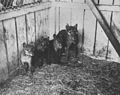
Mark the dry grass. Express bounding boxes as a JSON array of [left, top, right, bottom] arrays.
[[0, 54, 120, 95]]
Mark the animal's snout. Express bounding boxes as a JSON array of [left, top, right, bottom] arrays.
[[25, 50, 33, 56]]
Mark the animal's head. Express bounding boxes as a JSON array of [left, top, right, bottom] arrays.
[[66, 24, 78, 44], [23, 42, 35, 56], [36, 36, 49, 52], [53, 34, 62, 51]]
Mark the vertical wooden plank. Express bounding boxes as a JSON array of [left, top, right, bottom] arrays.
[[25, 15, 28, 44], [114, 0, 120, 5], [94, 11, 111, 59], [93, 0, 99, 55], [26, 13, 35, 43], [94, 0, 112, 59], [36, 10, 43, 39], [83, 10, 96, 55], [55, 7, 60, 34], [54, 7, 57, 34], [49, 7, 55, 39], [107, 0, 120, 62], [3, 18, 18, 72], [16, 16, 26, 57], [93, 0, 99, 4], [107, 10, 119, 62], [60, 7, 71, 30], [34, 12, 37, 42], [44, 9, 49, 37], [81, 9, 85, 53], [0, 21, 8, 81], [41, 10, 46, 37], [71, 7, 84, 50], [14, 18, 19, 67]]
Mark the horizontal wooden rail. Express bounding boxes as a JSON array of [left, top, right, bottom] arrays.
[[0, 1, 120, 21], [98, 5, 120, 12], [0, 2, 51, 21], [86, 0, 120, 57], [52, 2, 120, 12]]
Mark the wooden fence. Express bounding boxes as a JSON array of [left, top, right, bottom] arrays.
[[0, 2, 51, 81], [0, 0, 120, 82], [49, 0, 120, 62]]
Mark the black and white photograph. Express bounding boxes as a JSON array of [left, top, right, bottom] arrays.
[[0, 0, 120, 94]]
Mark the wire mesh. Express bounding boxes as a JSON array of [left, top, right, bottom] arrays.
[[0, 0, 43, 11]]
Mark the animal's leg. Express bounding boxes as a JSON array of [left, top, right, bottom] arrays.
[[75, 46, 78, 57], [24, 62, 29, 73]]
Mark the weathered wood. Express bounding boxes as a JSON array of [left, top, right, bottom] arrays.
[[107, 12, 120, 62], [73, 0, 84, 3], [53, 7, 59, 34], [16, 15, 27, 58], [83, 10, 96, 55], [95, 12, 111, 58], [81, 9, 85, 52], [71, 8, 84, 50], [93, 0, 99, 56], [26, 13, 35, 43], [54, 7, 57, 34], [44, 9, 49, 37], [114, 0, 120, 5], [58, 7, 60, 31], [52, 2, 88, 9], [14, 18, 19, 66], [34, 12, 37, 42], [3, 19, 18, 72], [0, 21, 8, 81], [0, 2, 51, 21], [95, 0, 112, 58], [52, 2, 120, 12], [86, 0, 120, 57], [46, 9, 49, 36], [35, 10, 48, 39], [49, 7, 55, 39], [59, 7, 71, 30], [106, 0, 115, 60], [36, 11, 42, 39], [98, 5, 120, 12], [41, 10, 46, 36], [99, 0, 113, 5]]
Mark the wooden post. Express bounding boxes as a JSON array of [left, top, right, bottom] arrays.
[[86, 0, 120, 57]]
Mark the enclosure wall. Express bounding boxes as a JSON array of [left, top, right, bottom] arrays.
[[0, 2, 50, 82], [49, 0, 120, 62]]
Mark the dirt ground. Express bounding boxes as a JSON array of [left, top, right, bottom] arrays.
[[0, 54, 120, 95]]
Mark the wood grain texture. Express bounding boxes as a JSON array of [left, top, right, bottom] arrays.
[[36, 11, 42, 39], [16, 15, 27, 60], [71, 7, 84, 50], [0, 2, 51, 21], [86, 0, 120, 58], [0, 21, 8, 81], [83, 10, 96, 56], [3, 18, 18, 72], [26, 13, 35, 43]]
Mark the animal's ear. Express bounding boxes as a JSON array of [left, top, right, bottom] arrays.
[[23, 42, 26, 48], [53, 34, 56, 39], [74, 24, 78, 29], [66, 24, 69, 30]]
